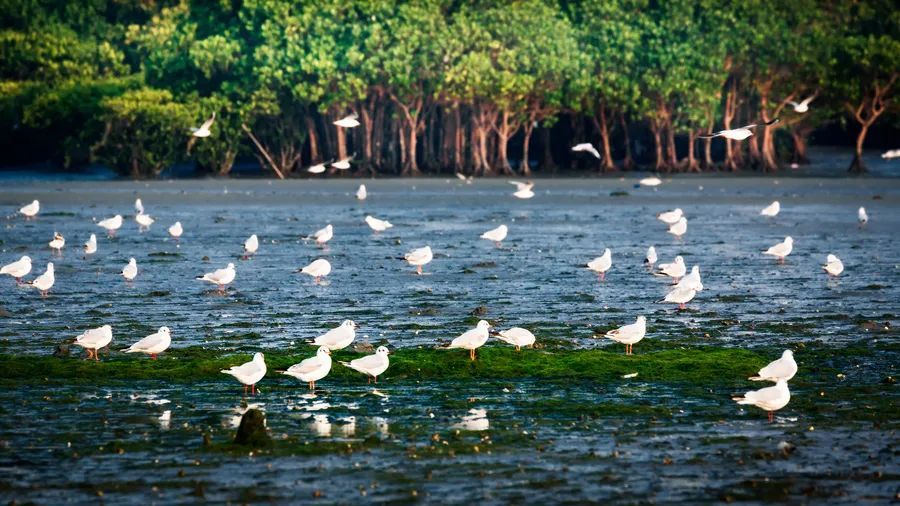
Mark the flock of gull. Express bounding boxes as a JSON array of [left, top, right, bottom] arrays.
[[2, 177, 871, 423]]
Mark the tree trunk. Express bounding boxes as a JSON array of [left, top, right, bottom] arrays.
[[520, 121, 534, 176], [665, 117, 677, 170], [849, 123, 870, 173], [683, 131, 700, 172], [619, 112, 635, 170], [305, 116, 319, 165], [596, 104, 615, 172], [454, 105, 464, 172], [723, 79, 739, 171], [789, 128, 810, 164], [493, 110, 514, 175], [651, 119, 665, 171], [540, 126, 555, 171]]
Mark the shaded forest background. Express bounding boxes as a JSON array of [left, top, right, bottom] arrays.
[[0, 0, 897, 178]]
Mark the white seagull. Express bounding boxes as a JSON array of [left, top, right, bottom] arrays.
[[282, 347, 332, 390], [749, 350, 797, 382], [196, 262, 235, 292], [733, 379, 791, 422], [760, 201, 780, 217], [480, 224, 508, 247], [136, 212, 154, 231], [763, 236, 793, 263], [84, 234, 97, 255], [19, 199, 39, 219], [656, 255, 686, 280], [587, 248, 612, 281], [675, 265, 703, 292], [122, 326, 171, 359], [639, 176, 662, 187], [312, 224, 333, 246], [299, 258, 331, 283], [340, 346, 390, 383], [310, 320, 357, 350], [657, 208, 683, 225], [97, 215, 123, 236], [447, 320, 491, 361], [822, 254, 844, 277], [509, 181, 535, 199], [645, 246, 658, 266], [494, 327, 535, 352], [73, 324, 113, 361], [135, 198, 144, 214], [881, 149, 900, 159], [48, 232, 65, 252], [659, 286, 696, 310], [699, 119, 779, 141], [307, 162, 327, 174], [365, 215, 393, 232], [29, 262, 55, 296], [858, 207, 868, 226], [1, 255, 32, 283], [604, 315, 646, 355], [221, 352, 266, 395], [243, 234, 259, 259], [333, 113, 360, 128], [571, 143, 601, 159], [356, 184, 367, 200], [787, 95, 815, 113], [455, 172, 473, 184], [331, 157, 352, 170], [122, 257, 138, 282], [668, 217, 687, 237], [168, 221, 183, 239], [405, 246, 433, 275], [190, 112, 215, 137]]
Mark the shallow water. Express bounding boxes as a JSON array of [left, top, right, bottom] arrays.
[[0, 176, 898, 503]]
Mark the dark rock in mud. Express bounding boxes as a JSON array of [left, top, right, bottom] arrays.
[[470, 306, 488, 316], [352, 342, 375, 353], [0, 306, 11, 318], [233, 409, 272, 447], [53, 343, 70, 357]]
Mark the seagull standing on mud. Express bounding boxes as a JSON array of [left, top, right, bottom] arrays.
[[298, 258, 331, 284], [122, 258, 138, 282], [309, 320, 357, 350], [405, 246, 433, 275], [84, 234, 97, 255], [221, 352, 266, 395], [168, 222, 183, 240], [760, 201, 780, 217], [657, 208, 683, 225], [19, 199, 39, 219], [656, 255, 686, 281], [97, 215, 123, 236], [763, 237, 793, 263], [243, 234, 259, 259], [340, 346, 391, 383], [447, 320, 491, 361], [733, 379, 791, 422], [822, 254, 844, 277], [282, 347, 332, 390], [122, 326, 172, 359], [73, 324, 113, 361], [29, 262, 55, 297], [604, 316, 646, 355], [197, 262, 235, 293], [480, 224, 508, 247], [365, 215, 393, 232], [494, 327, 536, 351], [587, 248, 612, 281], [749, 350, 797, 382], [1, 255, 32, 283]]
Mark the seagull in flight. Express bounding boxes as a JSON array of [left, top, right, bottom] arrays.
[[700, 119, 779, 141], [190, 112, 216, 138], [333, 113, 360, 128], [787, 94, 816, 113], [571, 143, 601, 159]]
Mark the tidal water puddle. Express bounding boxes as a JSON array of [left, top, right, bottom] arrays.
[[0, 177, 898, 502]]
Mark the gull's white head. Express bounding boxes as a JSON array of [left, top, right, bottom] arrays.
[[253, 352, 264, 362], [476, 320, 491, 330], [636, 315, 647, 324], [317, 346, 331, 356], [159, 326, 171, 335], [782, 350, 793, 359], [675, 256, 684, 265], [784, 236, 793, 244], [128, 257, 136, 265], [376, 346, 390, 355], [691, 266, 700, 274], [826, 254, 838, 263], [342, 320, 357, 329], [46, 262, 54, 273], [22, 255, 31, 262], [226, 262, 235, 270]]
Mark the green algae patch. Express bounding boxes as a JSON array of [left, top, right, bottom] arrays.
[[0, 345, 769, 385]]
